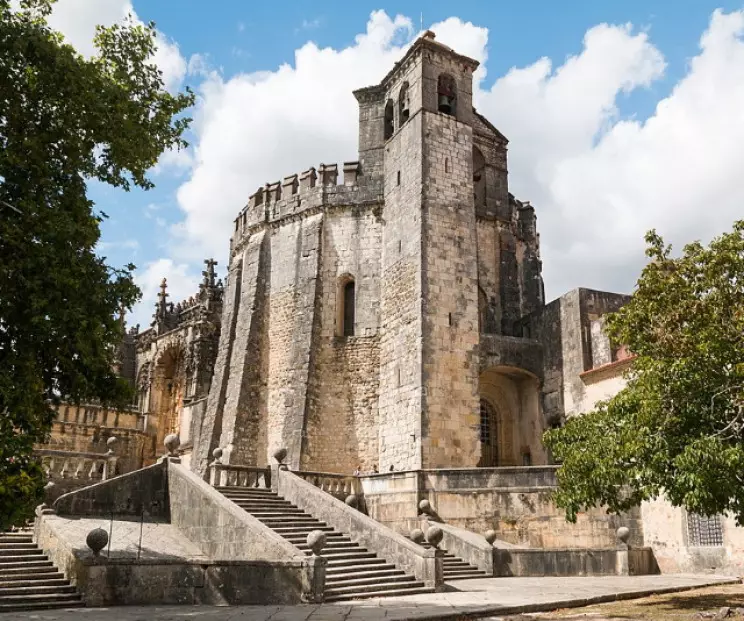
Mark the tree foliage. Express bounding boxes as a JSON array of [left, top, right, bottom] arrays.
[[0, 0, 194, 528], [545, 221, 744, 523]]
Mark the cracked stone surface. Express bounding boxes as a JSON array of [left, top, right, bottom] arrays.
[[3, 574, 737, 621]]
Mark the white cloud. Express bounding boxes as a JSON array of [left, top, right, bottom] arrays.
[[169, 10, 414, 264], [17, 0, 187, 91], [476, 10, 744, 296], [132, 9, 744, 320], [97, 239, 139, 252], [130, 259, 201, 329]]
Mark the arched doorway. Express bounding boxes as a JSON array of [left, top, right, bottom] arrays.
[[478, 365, 546, 466]]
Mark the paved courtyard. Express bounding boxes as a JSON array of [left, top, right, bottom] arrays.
[[4, 574, 738, 621]]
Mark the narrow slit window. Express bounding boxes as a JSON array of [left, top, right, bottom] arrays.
[[343, 280, 355, 337]]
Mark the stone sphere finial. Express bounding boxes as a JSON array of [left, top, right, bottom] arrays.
[[106, 436, 118, 456], [418, 499, 433, 516], [212, 447, 223, 463], [273, 447, 288, 465], [410, 528, 425, 544], [86, 527, 109, 557], [306, 530, 327, 556], [616, 526, 631, 545], [425, 525, 443, 548], [164, 433, 180, 456], [345, 494, 358, 509], [484, 529, 497, 545]]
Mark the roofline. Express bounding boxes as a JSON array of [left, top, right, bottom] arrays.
[[354, 32, 480, 97]]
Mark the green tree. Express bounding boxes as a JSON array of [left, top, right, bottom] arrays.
[[545, 221, 744, 524], [0, 0, 194, 529]]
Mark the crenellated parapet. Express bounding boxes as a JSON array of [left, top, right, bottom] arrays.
[[230, 161, 382, 255]]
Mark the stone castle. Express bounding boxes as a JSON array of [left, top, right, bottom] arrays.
[[97, 30, 631, 477], [34, 35, 744, 598]]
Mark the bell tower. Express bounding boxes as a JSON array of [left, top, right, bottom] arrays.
[[369, 31, 481, 470]]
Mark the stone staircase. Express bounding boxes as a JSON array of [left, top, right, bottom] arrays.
[[0, 531, 83, 612], [418, 540, 488, 581], [217, 486, 435, 602]]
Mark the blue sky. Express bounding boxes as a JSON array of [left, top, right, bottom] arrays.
[[40, 1, 744, 327]]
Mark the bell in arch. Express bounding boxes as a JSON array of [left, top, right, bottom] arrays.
[[438, 94, 454, 115]]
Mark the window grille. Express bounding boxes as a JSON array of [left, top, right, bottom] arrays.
[[687, 513, 724, 547]]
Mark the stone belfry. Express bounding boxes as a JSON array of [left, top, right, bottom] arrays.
[[354, 31, 482, 469]]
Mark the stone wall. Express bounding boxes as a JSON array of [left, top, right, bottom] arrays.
[[360, 468, 643, 549], [53, 461, 170, 518]]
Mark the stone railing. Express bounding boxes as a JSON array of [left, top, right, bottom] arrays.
[[295, 470, 361, 501], [209, 463, 271, 489], [37, 448, 117, 484]]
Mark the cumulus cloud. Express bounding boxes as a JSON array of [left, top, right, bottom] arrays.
[[18, 0, 187, 91], [131, 9, 744, 321]]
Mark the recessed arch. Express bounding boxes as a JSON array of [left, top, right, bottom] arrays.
[[337, 274, 356, 337], [437, 73, 457, 116], [398, 81, 410, 125], [479, 365, 546, 466], [384, 99, 394, 140]]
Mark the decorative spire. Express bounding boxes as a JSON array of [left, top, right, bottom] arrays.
[[203, 258, 218, 289]]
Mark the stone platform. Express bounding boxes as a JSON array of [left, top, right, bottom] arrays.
[[3, 574, 737, 621]]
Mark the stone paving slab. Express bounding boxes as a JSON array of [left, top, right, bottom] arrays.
[[3, 574, 738, 621]]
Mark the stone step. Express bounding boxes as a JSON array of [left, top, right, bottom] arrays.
[[287, 531, 346, 539], [0, 578, 70, 589], [234, 502, 297, 509], [324, 582, 431, 601], [297, 542, 360, 552], [272, 526, 336, 535], [219, 492, 277, 499], [325, 557, 389, 569], [0, 554, 47, 564], [0, 561, 54, 572], [0, 541, 35, 548], [325, 572, 408, 588], [260, 519, 327, 528], [0, 571, 63, 582], [445, 572, 489, 581], [326, 564, 397, 577], [0, 600, 84, 613], [0, 584, 77, 596], [316, 551, 377, 561], [0, 535, 33, 542], [287, 535, 350, 545], [246, 511, 309, 518], [0, 548, 43, 557], [442, 560, 474, 568], [217, 486, 274, 492], [0, 592, 82, 606]]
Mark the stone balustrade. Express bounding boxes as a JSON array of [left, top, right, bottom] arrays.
[[37, 448, 117, 484], [209, 463, 271, 489], [295, 471, 361, 501]]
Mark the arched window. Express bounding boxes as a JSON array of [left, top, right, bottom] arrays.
[[478, 399, 498, 467], [338, 277, 356, 337], [398, 82, 410, 125], [437, 74, 457, 116], [384, 99, 394, 140]]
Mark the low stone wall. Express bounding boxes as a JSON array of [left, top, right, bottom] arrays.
[[53, 461, 169, 519], [278, 468, 442, 588], [34, 512, 311, 605], [360, 467, 643, 549], [493, 547, 658, 577]]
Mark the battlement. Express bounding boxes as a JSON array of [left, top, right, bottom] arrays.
[[231, 160, 382, 248]]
